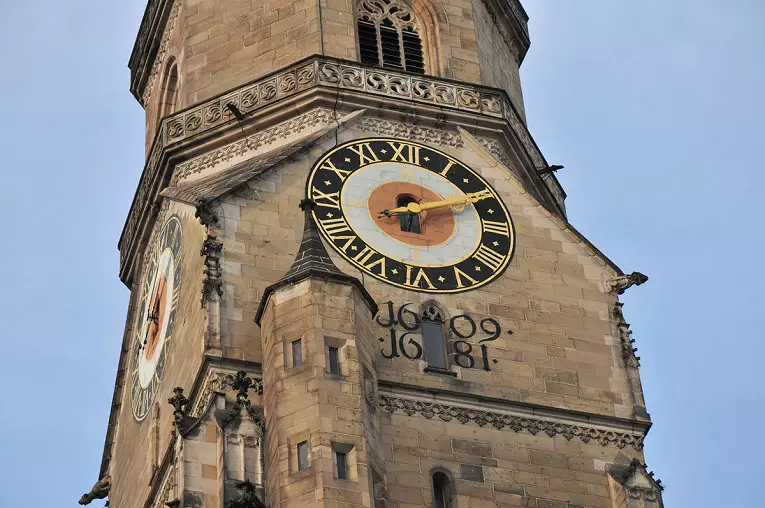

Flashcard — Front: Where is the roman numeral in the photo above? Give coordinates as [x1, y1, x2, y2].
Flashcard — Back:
[482, 220, 510, 237]
[349, 143, 380, 166]
[440, 160, 456, 176]
[454, 267, 478, 289]
[404, 266, 435, 289]
[320, 159, 352, 182]
[353, 246, 387, 277]
[388, 141, 420, 165]
[320, 217, 357, 252]
[312, 188, 341, 209]
[473, 244, 506, 271]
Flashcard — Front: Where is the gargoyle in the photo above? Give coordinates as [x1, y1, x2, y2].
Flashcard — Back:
[79, 475, 110, 505]
[607, 272, 649, 295]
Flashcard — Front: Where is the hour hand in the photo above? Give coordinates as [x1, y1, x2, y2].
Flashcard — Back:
[378, 202, 421, 218]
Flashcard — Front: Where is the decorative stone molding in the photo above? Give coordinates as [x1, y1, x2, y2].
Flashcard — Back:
[190, 370, 264, 418]
[120, 56, 563, 281]
[608, 459, 664, 507]
[357, 116, 513, 169]
[379, 395, 645, 450]
[357, 117, 464, 148]
[614, 302, 649, 419]
[200, 236, 223, 307]
[215, 372, 266, 432]
[153, 461, 178, 508]
[142, 0, 181, 105]
[174, 108, 337, 182]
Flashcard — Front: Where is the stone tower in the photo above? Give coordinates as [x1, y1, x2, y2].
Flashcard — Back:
[83, 1, 665, 507]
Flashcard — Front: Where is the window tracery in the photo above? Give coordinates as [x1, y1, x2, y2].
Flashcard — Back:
[357, 0, 425, 74]
[421, 303, 448, 371]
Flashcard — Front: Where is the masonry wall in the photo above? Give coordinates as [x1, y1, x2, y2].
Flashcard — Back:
[140, 0, 529, 147]
[210, 120, 634, 422]
[381, 412, 642, 508]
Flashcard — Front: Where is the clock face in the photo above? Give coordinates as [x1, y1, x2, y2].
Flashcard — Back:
[130, 216, 183, 421]
[307, 138, 515, 293]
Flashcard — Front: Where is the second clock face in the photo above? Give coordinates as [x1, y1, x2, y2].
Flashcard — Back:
[130, 215, 183, 421]
[307, 138, 515, 293]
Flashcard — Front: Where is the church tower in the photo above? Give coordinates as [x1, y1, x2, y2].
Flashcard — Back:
[83, 0, 665, 507]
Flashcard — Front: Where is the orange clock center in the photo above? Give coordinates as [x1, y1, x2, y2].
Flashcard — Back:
[145, 274, 168, 360]
[367, 181, 457, 247]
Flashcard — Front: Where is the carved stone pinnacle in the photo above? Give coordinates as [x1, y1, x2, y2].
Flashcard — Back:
[168, 387, 189, 428]
[229, 371, 254, 402]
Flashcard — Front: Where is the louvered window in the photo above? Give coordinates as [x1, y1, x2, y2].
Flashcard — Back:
[357, 0, 425, 74]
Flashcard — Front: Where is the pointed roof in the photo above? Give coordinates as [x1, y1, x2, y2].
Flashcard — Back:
[254, 200, 377, 325]
[282, 199, 346, 280]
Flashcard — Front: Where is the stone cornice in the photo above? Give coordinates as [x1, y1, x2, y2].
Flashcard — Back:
[379, 382, 650, 451]
[484, 0, 531, 64]
[118, 55, 566, 285]
[128, 0, 174, 105]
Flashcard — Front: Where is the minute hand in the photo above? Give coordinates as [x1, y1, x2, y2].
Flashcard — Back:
[419, 190, 492, 212]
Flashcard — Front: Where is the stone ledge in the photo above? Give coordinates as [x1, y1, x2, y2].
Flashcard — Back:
[118, 55, 566, 285]
[378, 381, 650, 451]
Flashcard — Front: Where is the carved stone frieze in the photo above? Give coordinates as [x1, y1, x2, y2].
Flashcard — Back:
[357, 117, 464, 148]
[357, 117, 512, 168]
[200, 236, 223, 307]
[174, 108, 337, 183]
[120, 56, 560, 280]
[379, 395, 645, 450]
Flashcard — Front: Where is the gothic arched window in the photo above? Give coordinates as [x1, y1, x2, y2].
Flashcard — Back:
[421, 304, 447, 371]
[157, 59, 179, 122]
[357, 0, 425, 74]
[432, 471, 452, 508]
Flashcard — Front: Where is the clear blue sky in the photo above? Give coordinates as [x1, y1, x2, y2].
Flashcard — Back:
[0, 1, 762, 506]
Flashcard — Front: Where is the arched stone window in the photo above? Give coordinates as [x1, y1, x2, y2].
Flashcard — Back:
[421, 303, 448, 371]
[431, 470, 453, 508]
[157, 59, 179, 122]
[357, 0, 425, 74]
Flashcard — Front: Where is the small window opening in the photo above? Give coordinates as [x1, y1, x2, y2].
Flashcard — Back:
[397, 196, 422, 234]
[297, 441, 309, 471]
[335, 451, 348, 480]
[328, 346, 340, 375]
[292, 339, 303, 367]
[421, 305, 447, 370]
[432, 471, 452, 508]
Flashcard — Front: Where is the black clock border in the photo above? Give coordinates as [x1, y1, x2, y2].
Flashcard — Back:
[306, 138, 516, 294]
[130, 215, 184, 422]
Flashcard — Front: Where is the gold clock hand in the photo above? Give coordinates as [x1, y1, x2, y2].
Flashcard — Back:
[418, 190, 492, 212]
[378, 201, 423, 218]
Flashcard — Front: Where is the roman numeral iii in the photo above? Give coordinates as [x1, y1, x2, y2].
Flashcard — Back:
[482, 220, 510, 236]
